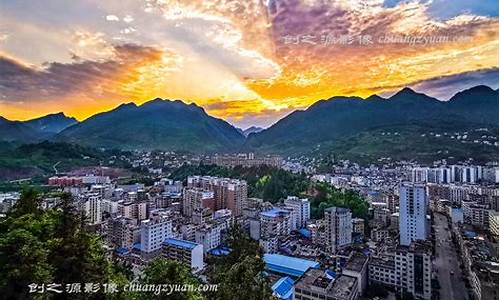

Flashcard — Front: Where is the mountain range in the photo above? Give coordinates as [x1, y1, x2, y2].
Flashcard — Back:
[0, 85, 498, 161]
[54, 99, 244, 152]
[244, 85, 498, 155]
[0, 113, 76, 143]
[241, 126, 264, 137]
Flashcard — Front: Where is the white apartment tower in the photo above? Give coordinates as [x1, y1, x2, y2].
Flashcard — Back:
[80, 193, 102, 225]
[140, 214, 173, 253]
[284, 196, 310, 230]
[325, 206, 352, 253]
[399, 183, 428, 246]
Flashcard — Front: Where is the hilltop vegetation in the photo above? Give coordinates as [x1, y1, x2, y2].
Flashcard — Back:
[245, 86, 499, 162]
[0, 141, 126, 181]
[170, 164, 369, 219]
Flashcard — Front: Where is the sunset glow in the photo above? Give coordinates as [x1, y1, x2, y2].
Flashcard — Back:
[0, 0, 498, 127]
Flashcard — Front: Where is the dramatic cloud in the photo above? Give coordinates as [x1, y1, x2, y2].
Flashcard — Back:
[0, 0, 497, 126]
[410, 68, 499, 100]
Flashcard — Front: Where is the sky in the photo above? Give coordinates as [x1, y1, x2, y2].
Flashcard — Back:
[0, 0, 498, 128]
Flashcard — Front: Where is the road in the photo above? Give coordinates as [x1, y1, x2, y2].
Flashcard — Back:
[433, 212, 468, 300]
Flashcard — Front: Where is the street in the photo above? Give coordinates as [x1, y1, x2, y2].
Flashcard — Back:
[433, 212, 468, 300]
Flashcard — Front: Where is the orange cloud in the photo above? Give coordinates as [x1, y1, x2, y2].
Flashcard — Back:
[0, 0, 497, 127]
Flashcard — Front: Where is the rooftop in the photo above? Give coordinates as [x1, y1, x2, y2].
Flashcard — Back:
[261, 207, 290, 218]
[271, 276, 294, 300]
[295, 269, 333, 290]
[264, 254, 320, 278]
[298, 228, 312, 238]
[344, 252, 368, 272]
[163, 238, 200, 250]
[330, 275, 358, 299]
[324, 206, 351, 214]
[369, 255, 395, 269]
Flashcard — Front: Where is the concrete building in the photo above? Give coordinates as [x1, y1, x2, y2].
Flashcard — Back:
[455, 224, 499, 300]
[109, 217, 140, 248]
[294, 269, 359, 300]
[118, 200, 147, 221]
[260, 236, 279, 254]
[140, 213, 173, 253]
[191, 207, 213, 225]
[284, 196, 310, 230]
[182, 188, 214, 217]
[369, 242, 432, 300]
[325, 207, 352, 253]
[488, 211, 498, 239]
[368, 255, 397, 287]
[260, 207, 291, 239]
[79, 193, 102, 225]
[352, 218, 365, 236]
[162, 238, 204, 272]
[187, 176, 247, 216]
[195, 225, 222, 252]
[399, 183, 427, 246]
[395, 242, 432, 300]
[343, 252, 369, 295]
[210, 153, 282, 168]
[463, 200, 490, 228]
[383, 193, 398, 213]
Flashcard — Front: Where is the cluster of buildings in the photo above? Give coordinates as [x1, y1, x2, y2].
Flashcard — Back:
[318, 160, 499, 300]
[453, 224, 499, 300]
[48, 174, 111, 187]
[411, 165, 498, 185]
[208, 152, 283, 169]
[2, 157, 497, 300]
[0, 192, 20, 214]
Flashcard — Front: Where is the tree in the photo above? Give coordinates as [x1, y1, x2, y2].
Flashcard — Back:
[8, 186, 42, 217]
[47, 194, 110, 300]
[0, 215, 54, 299]
[139, 258, 202, 300]
[0, 189, 132, 300]
[208, 225, 273, 300]
[310, 183, 369, 219]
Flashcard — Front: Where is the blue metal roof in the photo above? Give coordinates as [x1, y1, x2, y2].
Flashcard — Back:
[208, 247, 231, 256]
[298, 228, 311, 238]
[164, 238, 199, 250]
[464, 230, 477, 238]
[261, 207, 289, 218]
[115, 247, 129, 254]
[272, 276, 294, 300]
[264, 254, 320, 277]
[132, 243, 142, 251]
[325, 270, 336, 280]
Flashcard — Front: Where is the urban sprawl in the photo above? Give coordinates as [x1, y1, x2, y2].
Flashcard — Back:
[1, 153, 498, 300]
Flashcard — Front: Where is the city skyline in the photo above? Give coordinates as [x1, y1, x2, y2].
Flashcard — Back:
[0, 0, 498, 128]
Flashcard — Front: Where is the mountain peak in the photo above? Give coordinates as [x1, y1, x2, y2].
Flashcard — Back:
[243, 126, 264, 137]
[55, 97, 244, 152]
[389, 87, 439, 102]
[365, 94, 385, 101]
[452, 85, 495, 96]
[23, 112, 78, 134]
[394, 87, 418, 96]
[116, 102, 138, 110]
[448, 84, 498, 104]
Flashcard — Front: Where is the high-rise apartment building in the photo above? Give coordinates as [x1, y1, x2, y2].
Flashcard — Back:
[325, 206, 352, 253]
[284, 196, 310, 230]
[140, 213, 173, 253]
[186, 176, 247, 216]
[399, 183, 428, 246]
[182, 188, 214, 217]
